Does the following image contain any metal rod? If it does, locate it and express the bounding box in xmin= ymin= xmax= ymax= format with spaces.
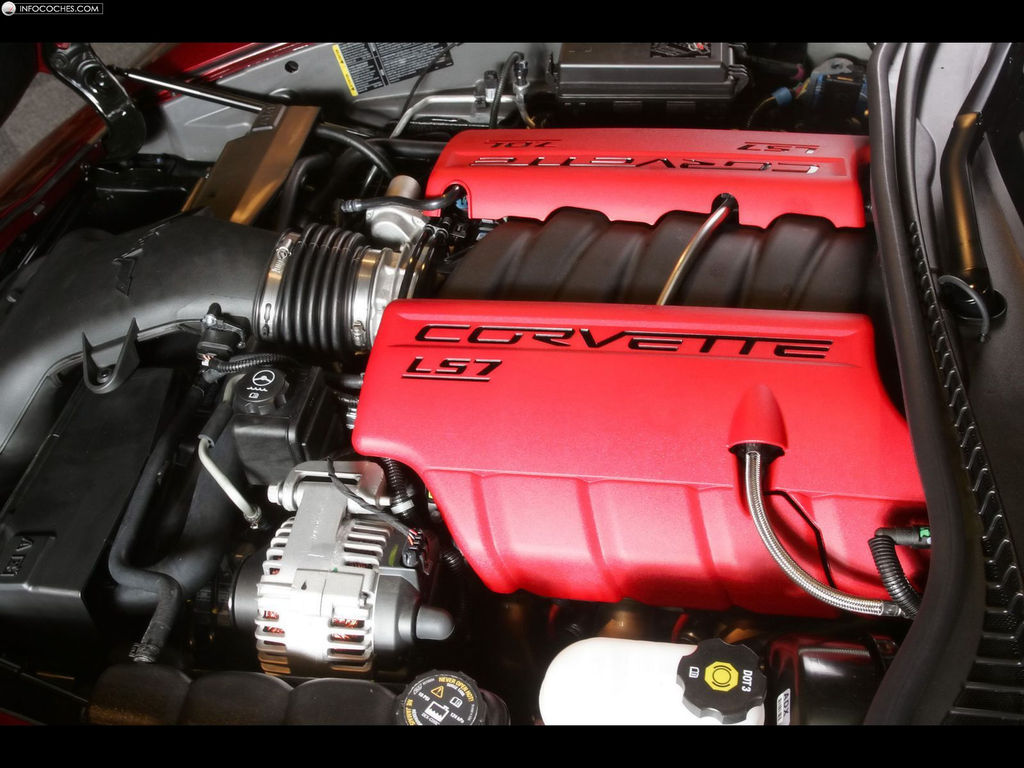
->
xmin=390 ymin=94 xmax=515 ymax=138
xmin=113 ymin=67 xmax=267 ymax=113
xmin=656 ymin=195 xmax=736 ymax=306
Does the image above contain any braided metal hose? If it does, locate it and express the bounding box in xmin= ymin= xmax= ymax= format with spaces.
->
xmin=742 ymin=447 xmax=903 ymax=618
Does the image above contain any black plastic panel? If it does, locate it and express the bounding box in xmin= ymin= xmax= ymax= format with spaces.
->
xmin=0 ymin=368 xmax=174 ymax=663
xmin=88 ymin=664 xmax=400 ymax=725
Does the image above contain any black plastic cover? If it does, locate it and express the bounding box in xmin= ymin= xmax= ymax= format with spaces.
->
xmin=88 ymin=664 xmax=400 ymax=725
xmin=0 ymin=214 xmax=276 ymax=497
xmin=767 ymin=635 xmax=893 ymax=725
xmin=0 ymin=368 xmax=174 ymax=664
xmin=554 ymin=43 xmax=749 ymax=106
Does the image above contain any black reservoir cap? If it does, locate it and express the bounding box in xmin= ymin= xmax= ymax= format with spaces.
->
xmin=233 ymin=368 xmax=287 ymax=416
xmin=396 ymin=670 xmax=508 ymax=725
xmin=677 ymin=638 xmax=766 ymax=724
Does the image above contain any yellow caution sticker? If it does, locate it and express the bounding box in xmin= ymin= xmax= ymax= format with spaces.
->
xmin=704 ymin=661 xmax=739 ymax=692
xmin=430 ymin=685 xmax=445 ymax=698
xmin=332 ymin=44 xmax=359 ymax=97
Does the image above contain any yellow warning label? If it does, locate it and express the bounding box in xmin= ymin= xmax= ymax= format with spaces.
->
xmin=332 ymin=44 xmax=359 ymax=97
xmin=705 ymin=661 xmax=739 ymax=692
xmin=430 ymin=685 xmax=445 ymax=698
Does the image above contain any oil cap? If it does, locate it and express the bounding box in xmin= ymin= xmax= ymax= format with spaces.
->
xmin=395 ymin=670 xmax=508 ymax=725
xmin=677 ymin=638 xmax=766 ymax=724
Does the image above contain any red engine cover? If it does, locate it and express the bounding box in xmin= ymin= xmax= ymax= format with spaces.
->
xmin=424 ymin=128 xmax=869 ymax=229
xmin=352 ymin=301 xmax=926 ymax=617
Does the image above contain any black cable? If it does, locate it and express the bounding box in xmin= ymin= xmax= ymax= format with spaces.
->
xmin=325 ymin=454 xmax=413 ymax=540
xmin=206 ymin=353 xmax=297 ymax=374
xmin=314 ymin=123 xmax=396 ymax=179
xmin=338 ymin=184 xmax=464 ymax=215
xmin=489 ymin=51 xmax=524 ymax=128
xmin=869 ymin=534 xmax=922 ymax=618
xmin=399 ymin=42 xmax=462 ymax=119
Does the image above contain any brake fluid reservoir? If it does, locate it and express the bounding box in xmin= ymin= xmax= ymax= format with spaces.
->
xmin=539 ymin=637 xmax=766 ymax=725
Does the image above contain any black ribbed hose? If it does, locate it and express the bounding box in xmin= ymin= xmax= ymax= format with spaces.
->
xmin=869 ymin=534 xmax=922 ymax=619
xmin=274 ymin=224 xmax=368 ymax=355
xmin=207 ymin=353 xmax=297 ymax=374
xmin=382 ymin=457 xmax=416 ymax=523
xmin=441 ymin=547 xmax=469 ymax=632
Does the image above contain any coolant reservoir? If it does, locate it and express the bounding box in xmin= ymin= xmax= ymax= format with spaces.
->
xmin=539 ymin=637 xmax=766 ymax=725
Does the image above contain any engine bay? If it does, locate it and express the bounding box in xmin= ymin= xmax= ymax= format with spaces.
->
xmin=0 ymin=42 xmax=936 ymax=725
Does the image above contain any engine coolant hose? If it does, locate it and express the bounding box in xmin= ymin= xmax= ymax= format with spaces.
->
xmin=111 ymin=400 xmax=246 ymax=617
xmin=108 ymin=384 xmax=204 ymax=662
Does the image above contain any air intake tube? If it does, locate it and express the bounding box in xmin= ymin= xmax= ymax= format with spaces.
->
xmin=256 ymin=222 xmax=441 ymax=355
xmin=0 ymin=213 xmax=442 ymax=495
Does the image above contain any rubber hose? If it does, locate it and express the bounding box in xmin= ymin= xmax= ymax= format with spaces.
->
xmin=276 ymin=152 xmax=332 ymax=231
xmin=303 ymin=148 xmax=368 ymax=224
xmin=314 ymin=123 xmax=396 ymax=179
xmin=198 ymin=400 xmax=233 ymax=445
xmin=111 ymin=417 xmax=243 ymax=614
xmin=869 ymin=534 xmax=922 ymax=618
xmin=107 ymin=384 xmax=204 ymax=660
xmin=338 ymin=184 xmax=464 ymax=214
xmin=368 ymin=138 xmax=445 ymax=161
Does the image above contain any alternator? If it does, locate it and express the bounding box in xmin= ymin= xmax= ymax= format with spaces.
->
xmin=251 ymin=461 xmax=453 ymax=677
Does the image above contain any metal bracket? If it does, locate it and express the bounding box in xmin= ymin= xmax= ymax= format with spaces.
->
xmin=82 ymin=318 xmax=140 ymax=394
xmin=268 ymin=460 xmax=386 ymax=512
xmin=44 ymin=42 xmax=146 ymax=161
